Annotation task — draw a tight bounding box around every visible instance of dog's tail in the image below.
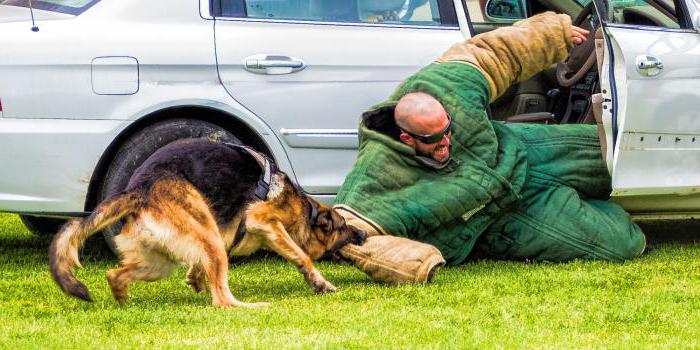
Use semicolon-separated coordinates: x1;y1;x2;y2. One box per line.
49;193;143;302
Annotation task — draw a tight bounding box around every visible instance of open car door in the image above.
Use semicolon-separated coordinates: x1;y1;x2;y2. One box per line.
593;0;700;213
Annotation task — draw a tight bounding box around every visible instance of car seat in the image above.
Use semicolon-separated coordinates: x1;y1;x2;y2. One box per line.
358;0;406;22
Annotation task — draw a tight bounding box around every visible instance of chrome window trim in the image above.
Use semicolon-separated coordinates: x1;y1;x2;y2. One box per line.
214;16;460;30
604;23;697;33
281;129;358;135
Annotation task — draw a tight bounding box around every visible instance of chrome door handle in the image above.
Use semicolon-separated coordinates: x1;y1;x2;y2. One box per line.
244;54;306;75
636;55;663;77
252;59;304;69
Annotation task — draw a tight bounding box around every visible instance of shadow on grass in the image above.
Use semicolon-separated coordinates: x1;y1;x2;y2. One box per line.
1;233;116;261
0;215;117;264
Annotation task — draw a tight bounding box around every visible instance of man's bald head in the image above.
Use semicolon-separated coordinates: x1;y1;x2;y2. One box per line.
395;92;448;134
394;92;452;163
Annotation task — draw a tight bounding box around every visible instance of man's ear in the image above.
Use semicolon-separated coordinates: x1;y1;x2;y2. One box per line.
399;132;414;146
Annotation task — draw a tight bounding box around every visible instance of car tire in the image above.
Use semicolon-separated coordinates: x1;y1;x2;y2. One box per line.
19;215;67;236
97;119;241;254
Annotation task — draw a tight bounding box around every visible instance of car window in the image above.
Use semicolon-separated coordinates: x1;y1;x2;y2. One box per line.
465;0;685;30
0;0;99;15
215;0;455;26
599;0;683;29
466;0;593;26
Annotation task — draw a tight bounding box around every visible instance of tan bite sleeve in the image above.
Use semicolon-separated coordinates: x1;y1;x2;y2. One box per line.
436;11;574;102
334;205;446;284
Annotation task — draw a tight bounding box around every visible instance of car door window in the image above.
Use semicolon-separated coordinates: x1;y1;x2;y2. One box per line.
465;0;597;28
215;0;457;26
598;0;686;29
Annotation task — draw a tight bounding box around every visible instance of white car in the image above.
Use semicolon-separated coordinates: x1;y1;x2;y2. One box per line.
0;0;699;242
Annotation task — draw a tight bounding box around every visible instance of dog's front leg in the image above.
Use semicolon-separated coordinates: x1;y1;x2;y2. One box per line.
255;222;337;293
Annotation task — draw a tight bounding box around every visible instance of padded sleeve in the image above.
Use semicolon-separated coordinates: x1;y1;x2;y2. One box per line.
436;12;574;102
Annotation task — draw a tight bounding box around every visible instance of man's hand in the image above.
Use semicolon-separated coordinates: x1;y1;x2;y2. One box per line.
572;25;590;45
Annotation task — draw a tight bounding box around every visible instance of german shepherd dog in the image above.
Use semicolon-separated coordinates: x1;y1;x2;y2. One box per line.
50;139;367;308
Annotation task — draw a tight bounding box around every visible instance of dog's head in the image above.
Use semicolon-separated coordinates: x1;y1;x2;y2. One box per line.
303;199;368;260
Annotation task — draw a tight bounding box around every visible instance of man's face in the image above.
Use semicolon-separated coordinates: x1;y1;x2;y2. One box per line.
398;111;452;163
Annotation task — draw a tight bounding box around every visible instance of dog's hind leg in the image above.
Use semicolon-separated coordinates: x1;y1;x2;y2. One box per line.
106;217;179;304
255;221;337;294
106;237;178;304
106;254;177;304
107;218;178;303
172;213;267;308
145;179;267;308
193;232;268;308
185;264;207;294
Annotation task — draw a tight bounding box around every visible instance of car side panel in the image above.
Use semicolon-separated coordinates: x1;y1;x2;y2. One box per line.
0;118;125;213
0;0;296;213
215;20;465;193
0;20;218;120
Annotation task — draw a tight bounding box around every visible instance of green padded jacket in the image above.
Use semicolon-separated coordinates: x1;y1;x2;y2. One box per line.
335;62;528;264
335;12;575;264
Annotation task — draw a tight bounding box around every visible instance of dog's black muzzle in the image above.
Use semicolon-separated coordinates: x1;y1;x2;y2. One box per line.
324;226;368;261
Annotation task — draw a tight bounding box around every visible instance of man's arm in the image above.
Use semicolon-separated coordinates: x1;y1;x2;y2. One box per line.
436;12;577;102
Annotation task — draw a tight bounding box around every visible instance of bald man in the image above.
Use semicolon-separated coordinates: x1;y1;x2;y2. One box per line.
335;12;646;269
395;92;452;164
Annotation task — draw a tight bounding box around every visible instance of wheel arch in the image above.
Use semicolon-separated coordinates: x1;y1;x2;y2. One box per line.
83;105;277;212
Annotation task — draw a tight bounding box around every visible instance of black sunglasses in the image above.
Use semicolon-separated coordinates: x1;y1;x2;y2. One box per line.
400;115;452;144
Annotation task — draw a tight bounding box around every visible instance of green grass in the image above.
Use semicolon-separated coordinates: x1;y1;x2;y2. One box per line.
2;213;700;349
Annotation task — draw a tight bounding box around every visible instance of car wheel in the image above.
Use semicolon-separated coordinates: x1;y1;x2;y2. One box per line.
19;215;67;235
97;119;241;254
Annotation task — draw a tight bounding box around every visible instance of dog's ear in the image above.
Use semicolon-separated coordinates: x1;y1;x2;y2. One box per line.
315;209;334;234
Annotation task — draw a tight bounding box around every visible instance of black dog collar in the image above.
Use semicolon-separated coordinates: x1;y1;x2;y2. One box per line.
223;143;275;201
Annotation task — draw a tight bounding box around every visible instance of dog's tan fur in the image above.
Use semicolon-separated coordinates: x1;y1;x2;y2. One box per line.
50;172;360;308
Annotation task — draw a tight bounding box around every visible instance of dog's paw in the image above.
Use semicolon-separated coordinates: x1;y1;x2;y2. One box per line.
313;280;338;294
186;278;208;294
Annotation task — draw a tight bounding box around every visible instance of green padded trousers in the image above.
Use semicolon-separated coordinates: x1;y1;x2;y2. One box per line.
475;123;647;262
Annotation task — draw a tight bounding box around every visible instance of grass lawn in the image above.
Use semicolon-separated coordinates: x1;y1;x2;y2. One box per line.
1;213;700;349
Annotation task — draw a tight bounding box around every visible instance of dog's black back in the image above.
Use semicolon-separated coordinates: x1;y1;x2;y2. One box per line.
126;139;262;223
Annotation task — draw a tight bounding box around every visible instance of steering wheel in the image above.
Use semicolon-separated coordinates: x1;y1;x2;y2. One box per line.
556;2;599;87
